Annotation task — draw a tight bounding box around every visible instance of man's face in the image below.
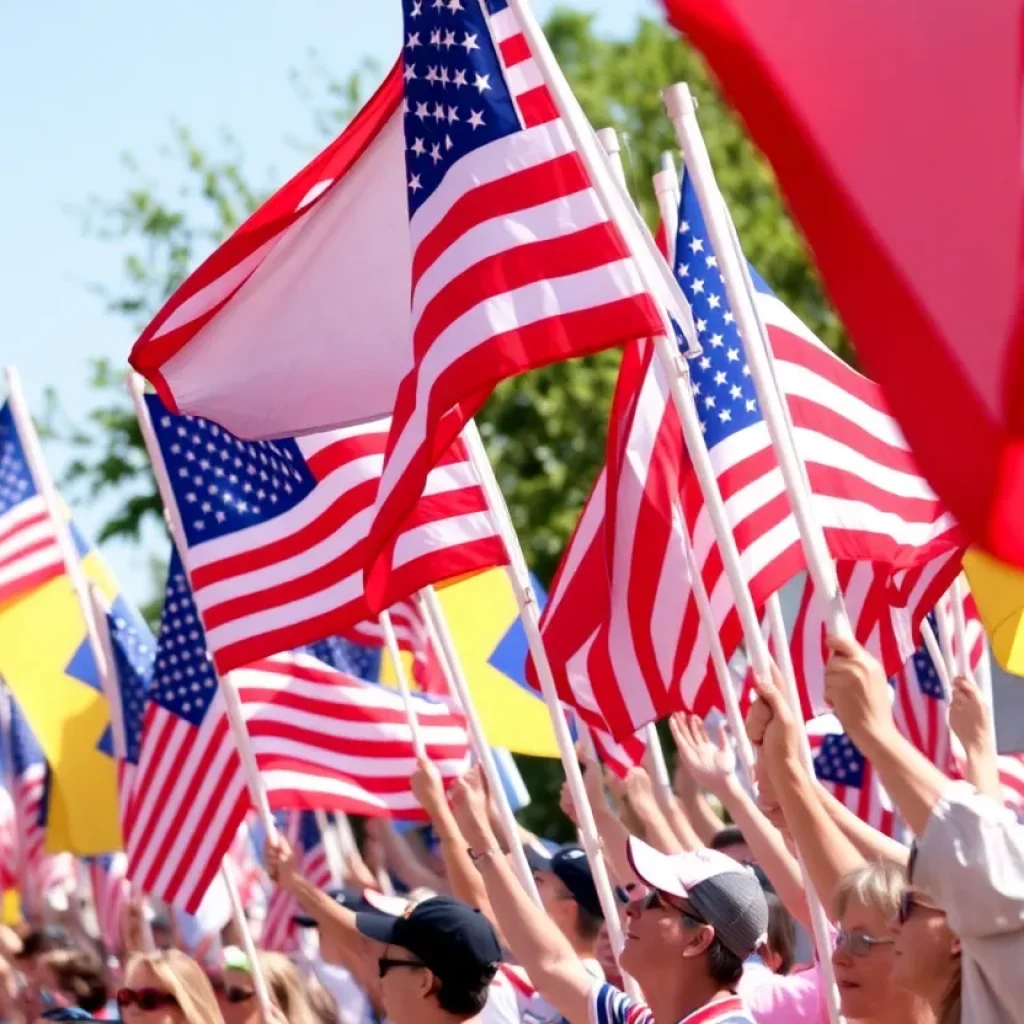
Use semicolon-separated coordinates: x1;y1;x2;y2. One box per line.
621;888;712;985
377;943;431;1022
717;840;755;866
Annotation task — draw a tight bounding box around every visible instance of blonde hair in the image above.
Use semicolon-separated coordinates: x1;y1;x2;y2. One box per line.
257;952;317;1024
833;860;905;921
125;950;222;1024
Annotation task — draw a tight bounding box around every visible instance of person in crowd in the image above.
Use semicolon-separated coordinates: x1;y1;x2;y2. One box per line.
301;974;340;1024
34;950;108;1018
820;637;1016;1022
760;893;796;976
214;948;317;1024
449;763;767;1024
117;950;222;1024
265;832;501;1024
12;930;73;988
710;828;754;866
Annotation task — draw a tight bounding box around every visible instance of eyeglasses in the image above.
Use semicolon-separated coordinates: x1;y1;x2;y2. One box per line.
378;957;427;979
116;987;180;1011
834;930;895;957
223;987;255;1004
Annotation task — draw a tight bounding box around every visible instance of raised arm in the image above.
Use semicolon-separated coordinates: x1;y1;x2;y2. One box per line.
948;673;1003;805
747;665;866;919
813;782;909;865
367;815;446;893
451;767;597;1024
823;637;959;836
672;755;725;845
618;766;684;855
670;712;811;929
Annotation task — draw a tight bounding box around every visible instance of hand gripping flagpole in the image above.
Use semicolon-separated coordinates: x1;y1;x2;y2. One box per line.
2;367;111;688
950;575;997;750
462;421;638;997
662;84;853;645
127;372;278;843
221;858;274;1018
417;587;542;905
378;610;428;761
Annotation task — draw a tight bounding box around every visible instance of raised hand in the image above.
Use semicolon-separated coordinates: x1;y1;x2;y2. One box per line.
410;756;448;818
449;765;496;852
264;832;300;892
949;673;994;754
669;712;736;795
823;635;894;747
744;660;804;775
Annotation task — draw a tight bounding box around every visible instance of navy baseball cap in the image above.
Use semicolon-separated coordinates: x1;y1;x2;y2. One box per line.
527;843;603;919
293;886;383;928
355;896;501;988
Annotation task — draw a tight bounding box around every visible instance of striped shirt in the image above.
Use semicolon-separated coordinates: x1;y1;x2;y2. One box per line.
590;984;756;1024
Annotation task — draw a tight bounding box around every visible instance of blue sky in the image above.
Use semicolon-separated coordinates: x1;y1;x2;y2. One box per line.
1;0;656;607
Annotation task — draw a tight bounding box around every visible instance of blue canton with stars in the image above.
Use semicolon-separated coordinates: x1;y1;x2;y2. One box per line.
152;548;220;729
100;595;156;765
813;731;866;788
674;173;769;444
908;613;946;701
0;402;38;519
145;394;316;550
8;696;44;776
304;637;381;682
402;0;521;216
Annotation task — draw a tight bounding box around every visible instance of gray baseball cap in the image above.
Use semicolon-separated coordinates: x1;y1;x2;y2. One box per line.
627;836;769;960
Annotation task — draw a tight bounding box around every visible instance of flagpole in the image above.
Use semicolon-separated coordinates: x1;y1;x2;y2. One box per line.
2;367;111;686
662;84;853;643
417;586;542;905
378;610;428;760
221;859;274;1018
919;620;953;702
462;421;639;997
951;575;997;750
127;372;278;843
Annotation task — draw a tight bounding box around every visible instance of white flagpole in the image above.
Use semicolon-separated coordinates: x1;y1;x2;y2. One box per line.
951;575;997;749
920;620;953;702
314;810;346;889
2;367;111;685
462;422;638;997
127;373;278;842
378;610;428;760
221;859;274;1017
417;587;542;904
661;84;853;643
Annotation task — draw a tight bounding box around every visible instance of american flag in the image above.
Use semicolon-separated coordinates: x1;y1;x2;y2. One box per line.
225;819;267;910
261;811;333;953
0;783;16;893
6;699;75;903
0;401;64;606
305;636;381;682
807;714;896;837
99;596;156;826
893;619;955;774
125;548;472;912
364;0;662;605
341;598;447;695
992;754;1024;811
146;394;506;674
86;853;130;955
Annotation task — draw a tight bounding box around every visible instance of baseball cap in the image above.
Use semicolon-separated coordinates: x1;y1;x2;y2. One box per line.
355;896;501;988
627;836;769;960
527;844;604;919
40;1010;105;1022
293;886;385;928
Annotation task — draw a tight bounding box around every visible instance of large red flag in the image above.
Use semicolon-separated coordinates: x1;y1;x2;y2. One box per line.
661;0;1024;568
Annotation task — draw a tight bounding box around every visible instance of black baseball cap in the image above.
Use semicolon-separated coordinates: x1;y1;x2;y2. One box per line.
527;844;603;919
355;896;501;988
293;886;382;928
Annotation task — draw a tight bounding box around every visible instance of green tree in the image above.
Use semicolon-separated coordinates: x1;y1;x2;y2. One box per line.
55;10;842;835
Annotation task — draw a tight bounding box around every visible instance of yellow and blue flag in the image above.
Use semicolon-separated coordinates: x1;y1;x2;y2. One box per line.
0;522;123;854
379;568;559;758
963;548;1024;678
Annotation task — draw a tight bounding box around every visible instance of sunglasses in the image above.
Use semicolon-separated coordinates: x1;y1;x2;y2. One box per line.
378;957;427;979
834;930;895;957
898;891;945;925
633;889;706;924
116;987;180;1011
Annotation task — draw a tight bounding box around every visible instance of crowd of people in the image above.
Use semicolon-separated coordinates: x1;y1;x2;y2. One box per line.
0;638;1020;1024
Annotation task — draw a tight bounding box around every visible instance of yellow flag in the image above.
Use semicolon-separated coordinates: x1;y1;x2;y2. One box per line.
963;548;1024;678
0;529;121;853
379;568;559;757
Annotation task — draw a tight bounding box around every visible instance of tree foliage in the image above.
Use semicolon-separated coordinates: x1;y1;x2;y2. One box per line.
56;9;843;834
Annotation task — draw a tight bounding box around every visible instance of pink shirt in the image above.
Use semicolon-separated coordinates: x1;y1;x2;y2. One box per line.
737;961;825;1024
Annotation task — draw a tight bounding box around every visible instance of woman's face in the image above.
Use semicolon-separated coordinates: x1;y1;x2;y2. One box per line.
831;899;897;1020
216;967;259;1024
890;889;959;1001
120;961;186;1024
